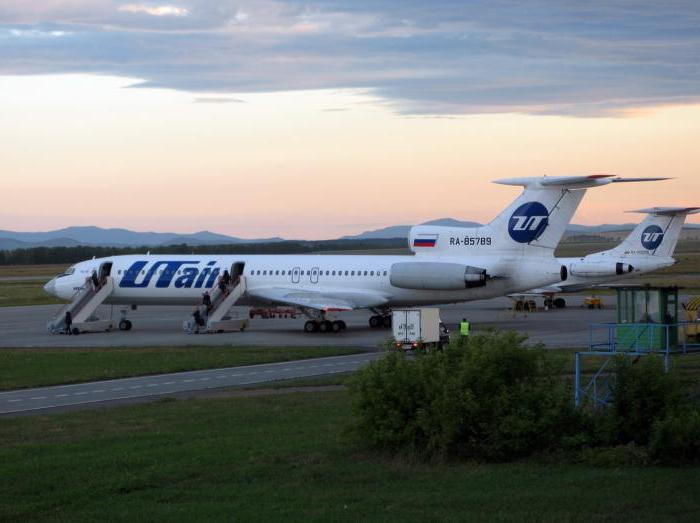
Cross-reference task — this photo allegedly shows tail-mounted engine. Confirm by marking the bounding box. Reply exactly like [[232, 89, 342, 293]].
[[568, 261, 634, 277], [390, 262, 489, 290]]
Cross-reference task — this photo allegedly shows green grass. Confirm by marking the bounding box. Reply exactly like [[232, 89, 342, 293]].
[[261, 372, 353, 389], [0, 280, 65, 307], [0, 264, 68, 277], [1, 391, 699, 521], [0, 346, 365, 391]]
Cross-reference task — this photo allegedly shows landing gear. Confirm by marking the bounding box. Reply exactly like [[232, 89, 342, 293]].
[[303, 319, 347, 333], [118, 319, 133, 331], [553, 298, 566, 309], [369, 314, 391, 329]]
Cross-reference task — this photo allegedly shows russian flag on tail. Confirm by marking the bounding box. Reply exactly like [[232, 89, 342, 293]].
[[413, 234, 438, 248]]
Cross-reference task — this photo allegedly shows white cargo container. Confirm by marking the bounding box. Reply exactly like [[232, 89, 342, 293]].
[[392, 308, 448, 350]]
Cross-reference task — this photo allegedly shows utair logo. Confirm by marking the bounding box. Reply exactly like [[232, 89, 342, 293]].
[[508, 202, 549, 243], [641, 225, 664, 250], [119, 260, 220, 289]]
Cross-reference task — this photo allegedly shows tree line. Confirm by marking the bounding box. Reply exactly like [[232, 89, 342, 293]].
[[0, 239, 409, 266]]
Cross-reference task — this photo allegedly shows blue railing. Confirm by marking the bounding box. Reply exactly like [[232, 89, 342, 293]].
[[576, 322, 700, 407], [589, 322, 700, 355]]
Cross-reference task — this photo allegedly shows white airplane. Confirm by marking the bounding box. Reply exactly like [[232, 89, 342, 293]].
[[43, 175, 664, 333], [516, 206, 699, 308]]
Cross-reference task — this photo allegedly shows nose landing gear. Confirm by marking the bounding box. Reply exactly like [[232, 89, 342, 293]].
[[369, 314, 391, 329]]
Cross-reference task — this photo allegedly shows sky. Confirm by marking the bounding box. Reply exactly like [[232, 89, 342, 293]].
[[1, 1, 700, 239]]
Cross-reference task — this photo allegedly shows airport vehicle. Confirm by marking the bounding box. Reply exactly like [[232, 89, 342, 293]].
[[43, 175, 663, 333], [523, 207, 700, 307], [392, 308, 449, 350]]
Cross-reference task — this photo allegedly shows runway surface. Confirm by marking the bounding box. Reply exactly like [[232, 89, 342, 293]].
[[0, 295, 616, 349], [0, 352, 383, 416]]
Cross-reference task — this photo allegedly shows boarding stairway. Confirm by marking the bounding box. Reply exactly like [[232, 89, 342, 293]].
[[184, 277, 248, 333], [47, 277, 116, 334]]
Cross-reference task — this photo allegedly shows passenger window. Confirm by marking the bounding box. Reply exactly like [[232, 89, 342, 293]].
[[363, 271, 368, 276], [370, 271, 374, 276], [332, 271, 336, 276], [282, 270, 286, 275], [325, 270, 330, 276], [275, 270, 279, 275], [383, 271, 387, 276], [351, 271, 355, 276], [263, 270, 267, 275], [345, 271, 349, 276]]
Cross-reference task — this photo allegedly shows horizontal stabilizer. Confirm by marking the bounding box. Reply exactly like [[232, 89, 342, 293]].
[[494, 175, 669, 189], [626, 206, 700, 216]]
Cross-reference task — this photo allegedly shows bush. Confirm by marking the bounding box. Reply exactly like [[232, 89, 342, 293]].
[[348, 331, 581, 462], [649, 407, 700, 465], [578, 443, 650, 468], [605, 356, 687, 446]]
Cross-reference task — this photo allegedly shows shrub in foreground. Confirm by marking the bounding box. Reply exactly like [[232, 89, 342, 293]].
[[349, 331, 581, 461], [649, 407, 700, 465], [603, 356, 687, 446]]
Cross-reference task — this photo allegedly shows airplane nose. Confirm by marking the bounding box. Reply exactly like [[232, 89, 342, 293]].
[[43, 279, 57, 296]]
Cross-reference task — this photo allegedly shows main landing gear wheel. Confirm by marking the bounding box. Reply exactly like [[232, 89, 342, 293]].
[[553, 298, 566, 309], [119, 319, 133, 331], [304, 320, 319, 333], [304, 319, 346, 333]]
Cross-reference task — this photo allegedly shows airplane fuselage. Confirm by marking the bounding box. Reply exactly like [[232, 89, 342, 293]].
[[46, 253, 564, 308]]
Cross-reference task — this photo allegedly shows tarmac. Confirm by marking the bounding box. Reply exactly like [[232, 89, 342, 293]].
[[0, 294, 622, 415], [0, 295, 615, 349]]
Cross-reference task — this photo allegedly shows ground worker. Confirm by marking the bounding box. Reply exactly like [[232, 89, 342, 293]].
[[460, 318, 470, 338]]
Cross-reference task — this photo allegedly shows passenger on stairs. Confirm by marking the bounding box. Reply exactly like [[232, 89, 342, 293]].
[[91, 270, 100, 290], [218, 274, 229, 296], [202, 291, 212, 314]]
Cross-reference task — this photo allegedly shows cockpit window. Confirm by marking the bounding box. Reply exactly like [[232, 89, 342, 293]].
[[56, 267, 76, 279]]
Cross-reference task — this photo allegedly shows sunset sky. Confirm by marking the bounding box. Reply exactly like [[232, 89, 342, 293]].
[[2, 1, 700, 239]]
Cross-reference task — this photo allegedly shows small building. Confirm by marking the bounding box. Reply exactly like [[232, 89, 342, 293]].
[[576, 285, 700, 407]]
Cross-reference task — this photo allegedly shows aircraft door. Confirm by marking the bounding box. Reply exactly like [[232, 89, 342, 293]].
[[291, 267, 301, 284], [310, 267, 319, 284], [231, 262, 245, 284], [98, 262, 112, 285]]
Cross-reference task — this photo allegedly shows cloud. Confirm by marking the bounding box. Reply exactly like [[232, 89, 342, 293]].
[[119, 4, 189, 17], [1, 1, 699, 116], [193, 96, 246, 103]]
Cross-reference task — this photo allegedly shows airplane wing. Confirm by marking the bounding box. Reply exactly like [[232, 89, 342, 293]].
[[247, 287, 388, 312]]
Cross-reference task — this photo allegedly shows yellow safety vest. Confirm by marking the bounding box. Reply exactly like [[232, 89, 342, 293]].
[[460, 321, 470, 336]]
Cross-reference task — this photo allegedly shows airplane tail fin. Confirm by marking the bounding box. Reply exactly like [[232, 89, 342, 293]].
[[607, 207, 700, 257], [410, 175, 668, 256]]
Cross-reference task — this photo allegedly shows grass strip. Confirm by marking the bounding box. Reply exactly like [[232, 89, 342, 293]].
[[0, 281, 65, 307], [0, 346, 365, 391], [1, 391, 699, 521]]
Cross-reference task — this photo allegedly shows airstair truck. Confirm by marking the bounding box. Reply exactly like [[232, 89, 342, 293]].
[[392, 308, 449, 351]]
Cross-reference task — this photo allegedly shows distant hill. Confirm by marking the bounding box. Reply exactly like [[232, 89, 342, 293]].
[[343, 219, 700, 240], [340, 218, 482, 240], [0, 226, 283, 250], [1, 219, 699, 250]]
